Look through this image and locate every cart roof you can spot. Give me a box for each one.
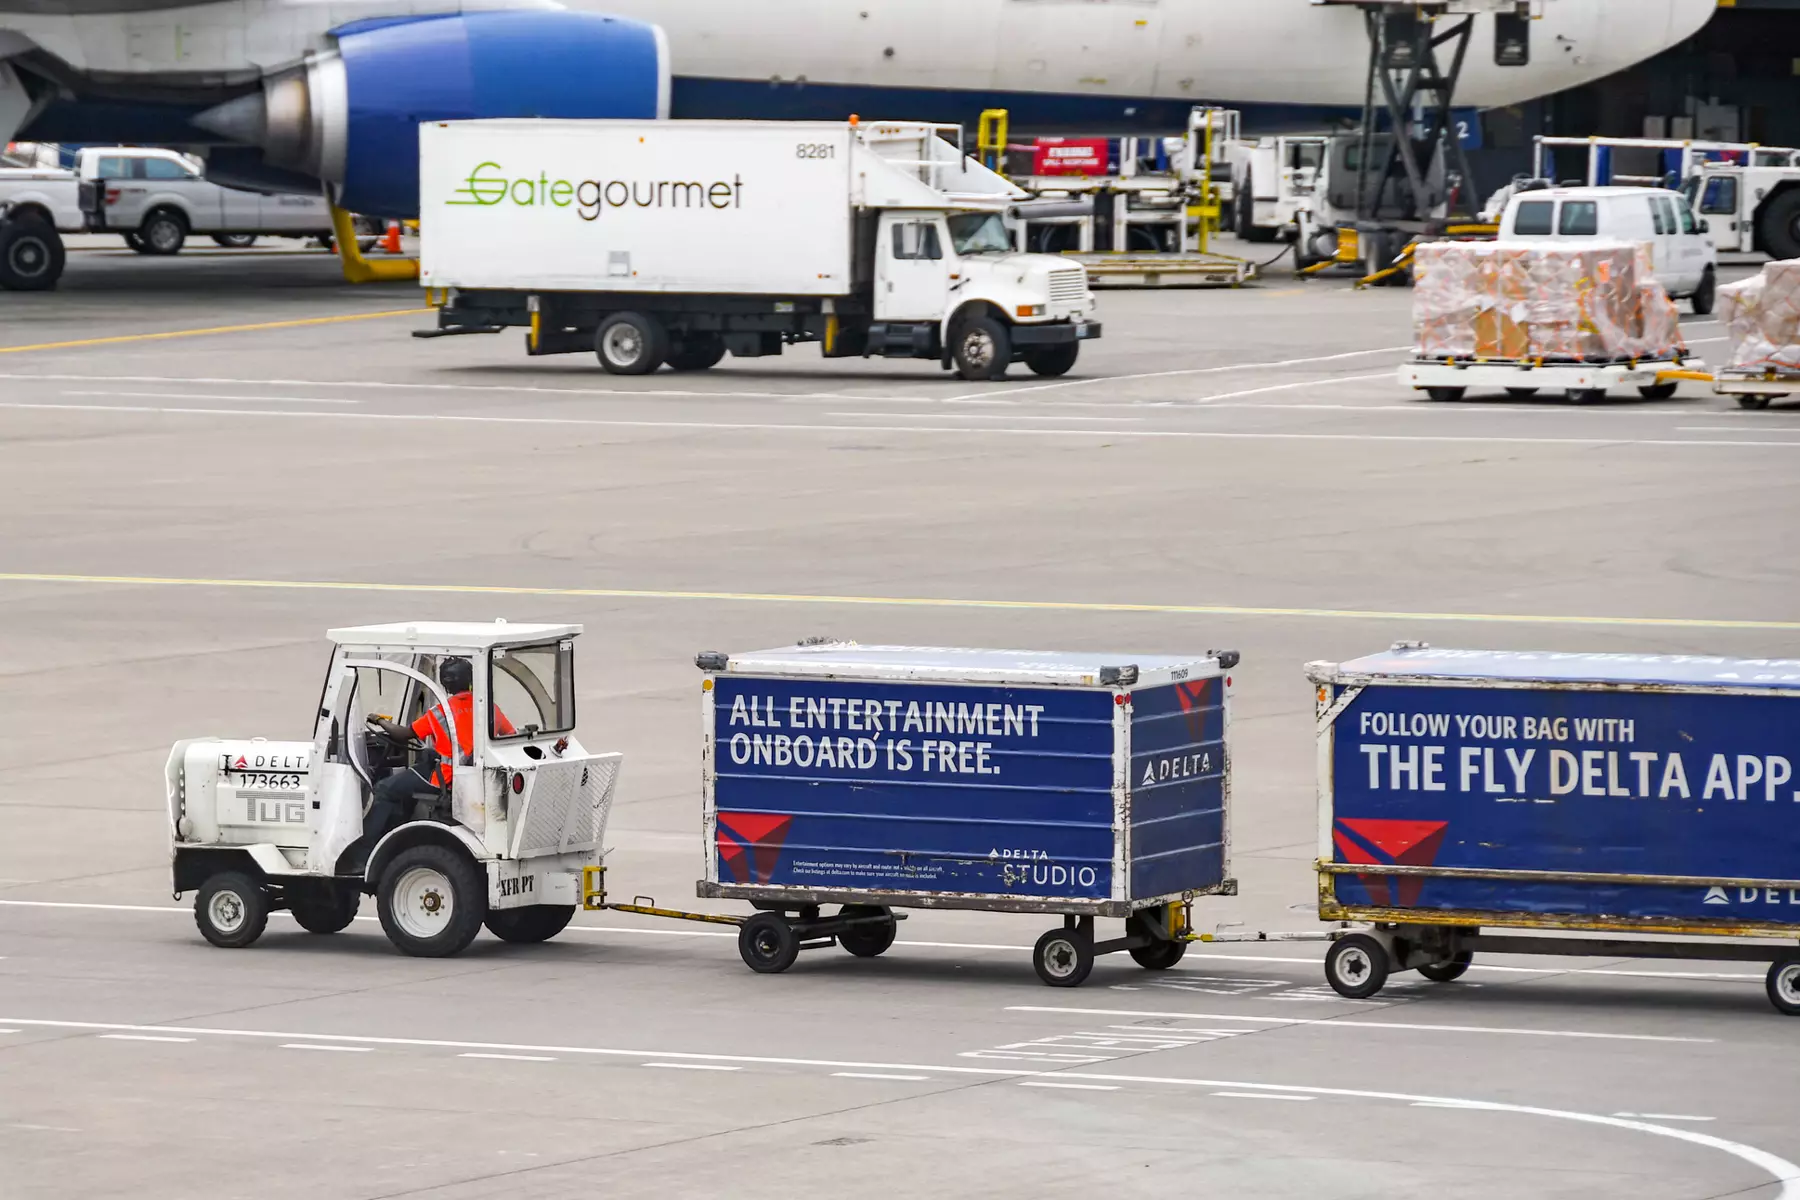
[708,643,1231,688]
[328,621,581,650]
[1315,646,1800,690]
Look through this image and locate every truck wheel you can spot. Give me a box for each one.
[837,905,897,958]
[484,904,576,944]
[1033,926,1094,987]
[1128,939,1187,970]
[738,912,800,973]
[952,315,1011,381]
[1023,343,1080,378]
[1239,175,1276,243]
[1324,933,1390,999]
[195,872,269,948]
[1738,395,1773,411]
[1417,952,1472,983]
[138,209,188,256]
[1768,954,1800,1015]
[376,844,486,957]
[1424,386,1465,403]
[123,232,149,253]
[595,312,668,374]
[0,216,66,291]
[1689,267,1715,316]
[665,335,726,371]
[1759,189,1800,261]
[211,233,258,249]
[289,888,360,934]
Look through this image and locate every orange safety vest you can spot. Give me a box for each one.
[411,693,514,784]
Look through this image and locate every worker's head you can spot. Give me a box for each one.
[439,657,474,696]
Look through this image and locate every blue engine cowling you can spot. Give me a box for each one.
[196,10,667,218]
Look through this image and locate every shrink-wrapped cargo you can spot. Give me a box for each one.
[1718,259,1800,374]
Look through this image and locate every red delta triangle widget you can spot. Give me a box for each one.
[716,812,794,885]
[1332,818,1450,906]
[1174,678,1212,743]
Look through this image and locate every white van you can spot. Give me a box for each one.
[1498,185,1717,314]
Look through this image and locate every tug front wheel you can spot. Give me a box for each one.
[195,872,269,948]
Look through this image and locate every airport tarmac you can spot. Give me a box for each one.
[1,245,1798,1200]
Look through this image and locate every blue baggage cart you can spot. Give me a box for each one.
[1309,643,1800,1013]
[689,642,1239,986]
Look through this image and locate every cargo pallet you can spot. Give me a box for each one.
[1069,251,1254,289]
[1400,356,1701,403]
[1714,371,1800,410]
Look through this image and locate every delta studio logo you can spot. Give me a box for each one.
[448,162,744,222]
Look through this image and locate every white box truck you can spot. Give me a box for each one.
[417,119,1102,381]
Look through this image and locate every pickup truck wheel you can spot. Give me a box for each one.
[1023,342,1080,377]
[211,233,257,249]
[376,844,486,957]
[123,232,149,253]
[595,312,668,375]
[0,216,66,291]
[289,888,360,934]
[1689,267,1715,316]
[195,871,269,948]
[952,315,1011,381]
[139,209,187,255]
[1759,190,1800,261]
[484,904,576,944]
[665,335,726,371]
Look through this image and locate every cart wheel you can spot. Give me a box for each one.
[1424,386,1465,403]
[739,912,801,974]
[1128,939,1187,971]
[1737,395,1773,411]
[1324,933,1390,1000]
[195,872,269,948]
[1417,952,1473,983]
[1506,388,1539,399]
[1637,383,1679,401]
[1565,388,1605,405]
[1033,926,1095,988]
[837,905,897,958]
[1767,954,1800,1015]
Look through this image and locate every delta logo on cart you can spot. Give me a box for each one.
[716,812,794,885]
[1332,818,1449,907]
[1174,678,1213,743]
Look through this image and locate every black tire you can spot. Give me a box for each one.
[1239,174,1277,243]
[195,872,269,949]
[1737,395,1773,411]
[1425,386,1465,403]
[1033,925,1095,988]
[951,314,1012,382]
[211,233,258,249]
[1566,388,1606,405]
[138,208,188,255]
[1417,952,1473,983]
[483,904,576,944]
[1506,387,1539,399]
[1128,939,1187,970]
[1324,933,1390,1000]
[123,232,148,253]
[1023,342,1080,378]
[738,912,800,973]
[1768,954,1800,1016]
[289,889,360,935]
[0,216,66,291]
[1689,267,1715,316]
[1638,382,1680,401]
[1758,188,1800,261]
[837,905,897,958]
[375,843,487,958]
[595,312,668,375]
[665,335,727,371]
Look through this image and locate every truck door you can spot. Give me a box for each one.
[875,213,951,322]
[1695,172,1746,252]
[141,154,220,229]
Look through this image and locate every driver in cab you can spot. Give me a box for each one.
[365,657,514,838]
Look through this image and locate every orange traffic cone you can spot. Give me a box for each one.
[381,220,402,254]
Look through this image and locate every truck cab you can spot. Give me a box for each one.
[1683,163,1800,260]
[1499,185,1717,312]
[169,621,621,957]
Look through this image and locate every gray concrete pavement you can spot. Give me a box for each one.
[1,244,1798,1199]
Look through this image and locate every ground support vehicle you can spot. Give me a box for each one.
[1228,134,1328,245]
[1685,162,1800,261]
[417,119,1100,381]
[1714,370,1800,410]
[1400,355,1701,404]
[1308,644,1800,1015]
[660,643,1240,986]
[169,622,621,958]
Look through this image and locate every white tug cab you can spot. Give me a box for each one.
[167,621,621,956]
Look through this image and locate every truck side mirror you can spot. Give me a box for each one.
[1699,218,1711,234]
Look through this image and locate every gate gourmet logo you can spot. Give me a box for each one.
[448,161,744,222]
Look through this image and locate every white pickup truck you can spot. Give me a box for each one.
[0,145,335,290]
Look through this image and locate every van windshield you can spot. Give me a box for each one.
[947,212,1012,255]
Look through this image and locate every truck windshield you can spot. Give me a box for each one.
[947,212,1012,254]
[489,640,576,739]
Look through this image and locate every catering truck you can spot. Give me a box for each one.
[417,119,1102,381]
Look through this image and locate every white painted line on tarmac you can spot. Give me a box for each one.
[1412,1100,1487,1110]
[1188,372,1393,404]
[280,1043,370,1053]
[832,1072,932,1081]
[1019,1080,1120,1091]
[1212,1091,1313,1101]
[0,372,939,403]
[65,390,361,406]
[943,345,1415,401]
[644,1062,740,1071]
[98,1033,194,1044]
[1615,1112,1716,1122]
[1681,425,1800,432]
[459,1052,555,1062]
[0,1028,18,1034]
[1005,1006,1714,1043]
[827,411,1146,422]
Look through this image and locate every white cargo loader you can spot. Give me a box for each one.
[418,119,1101,381]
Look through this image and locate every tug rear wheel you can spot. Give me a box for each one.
[376,844,486,957]
[484,904,576,944]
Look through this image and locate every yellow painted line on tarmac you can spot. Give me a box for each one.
[0,308,425,355]
[0,572,1793,632]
